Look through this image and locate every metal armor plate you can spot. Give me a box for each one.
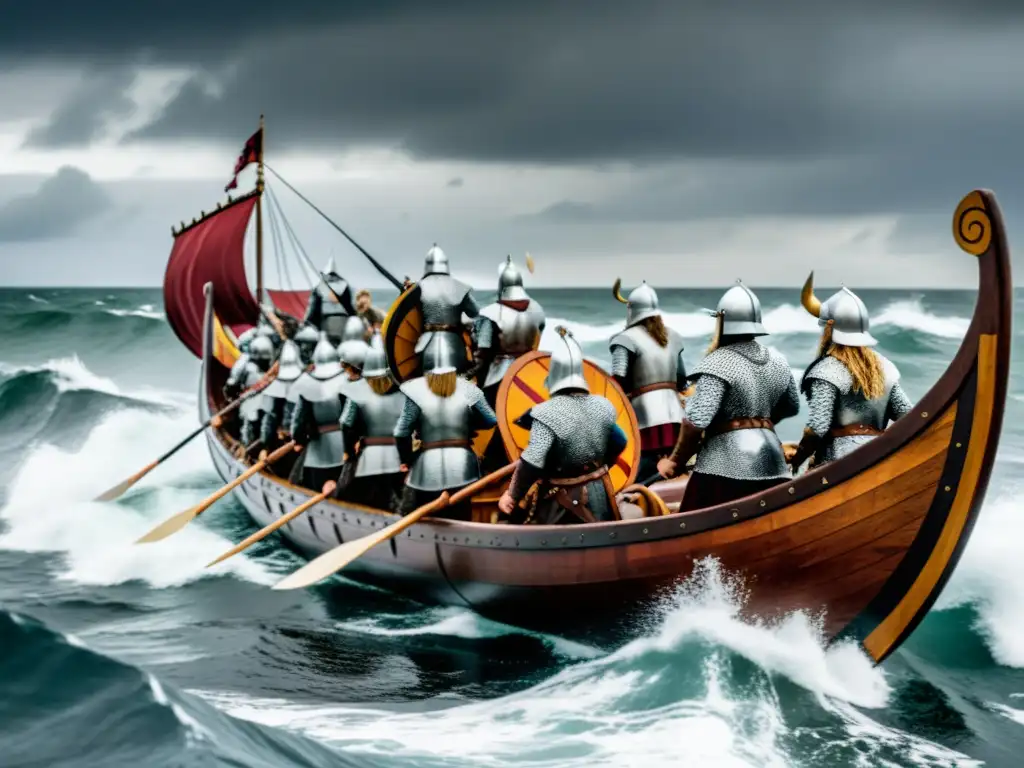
[609,325,685,429]
[382,285,473,383]
[302,374,350,469]
[345,378,408,477]
[399,377,483,491]
[478,299,546,388]
[238,362,267,422]
[689,341,795,480]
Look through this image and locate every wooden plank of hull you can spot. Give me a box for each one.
[192,189,1011,661]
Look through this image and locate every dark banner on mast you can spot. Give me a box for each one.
[225,128,264,193]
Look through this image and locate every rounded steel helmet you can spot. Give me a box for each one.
[362,333,390,379]
[545,326,589,395]
[276,340,304,382]
[424,243,450,276]
[708,280,768,337]
[612,278,661,327]
[801,273,877,347]
[310,331,342,379]
[294,324,319,365]
[339,338,369,371]
[249,334,275,364]
[497,255,528,302]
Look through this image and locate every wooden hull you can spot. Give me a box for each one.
[197,190,1011,663]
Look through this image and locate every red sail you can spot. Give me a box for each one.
[163,193,261,359]
[266,289,310,321]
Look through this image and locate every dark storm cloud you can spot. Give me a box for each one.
[0,167,112,242]
[6,1,1024,220]
[23,68,137,148]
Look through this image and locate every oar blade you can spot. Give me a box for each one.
[93,461,159,502]
[272,536,379,590]
[135,505,203,544]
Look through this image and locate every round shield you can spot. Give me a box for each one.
[495,350,641,493]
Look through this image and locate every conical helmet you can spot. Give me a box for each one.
[800,273,876,347]
[545,326,589,395]
[362,333,390,379]
[276,340,304,382]
[342,315,367,343]
[339,339,369,371]
[613,279,660,327]
[424,243,450,276]
[710,280,767,337]
[294,324,319,365]
[310,331,342,379]
[249,334,275,364]
[497,255,528,302]
[318,257,351,304]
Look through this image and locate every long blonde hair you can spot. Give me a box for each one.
[641,315,669,347]
[818,322,885,400]
[368,375,395,395]
[426,370,457,397]
[705,313,724,355]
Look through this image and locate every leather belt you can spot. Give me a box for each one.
[317,423,341,435]
[829,423,883,438]
[549,465,609,487]
[628,381,676,399]
[361,436,397,446]
[424,323,460,332]
[704,417,774,439]
[420,439,471,450]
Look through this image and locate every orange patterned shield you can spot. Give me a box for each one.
[382,284,489,456]
[495,350,640,492]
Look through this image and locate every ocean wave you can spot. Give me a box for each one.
[0,400,273,590]
[933,485,1024,667]
[196,559,970,767]
[0,610,350,768]
[106,305,166,321]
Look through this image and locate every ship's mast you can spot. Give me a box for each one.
[255,113,265,305]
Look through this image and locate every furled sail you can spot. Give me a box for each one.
[163,192,263,359]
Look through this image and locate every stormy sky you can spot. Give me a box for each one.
[1,1,1022,289]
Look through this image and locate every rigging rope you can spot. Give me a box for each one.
[265,190,289,300]
[267,183,318,288]
[264,163,403,290]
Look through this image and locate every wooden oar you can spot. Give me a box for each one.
[206,481,337,566]
[272,463,517,590]
[94,367,279,502]
[135,441,298,544]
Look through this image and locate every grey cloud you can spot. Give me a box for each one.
[446,177,464,188]
[23,68,137,148]
[0,167,112,243]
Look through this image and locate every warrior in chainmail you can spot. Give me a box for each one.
[393,342,497,521]
[258,339,304,453]
[657,281,800,511]
[288,332,354,492]
[223,327,258,403]
[237,334,276,457]
[498,328,628,525]
[337,315,371,377]
[470,255,545,473]
[609,280,687,481]
[335,333,409,510]
[413,244,479,375]
[303,258,356,345]
[788,275,914,471]
[470,255,546,403]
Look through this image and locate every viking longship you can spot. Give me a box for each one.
[156,120,1010,665]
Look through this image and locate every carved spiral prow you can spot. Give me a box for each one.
[801,271,822,318]
[612,278,628,304]
[953,191,992,257]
